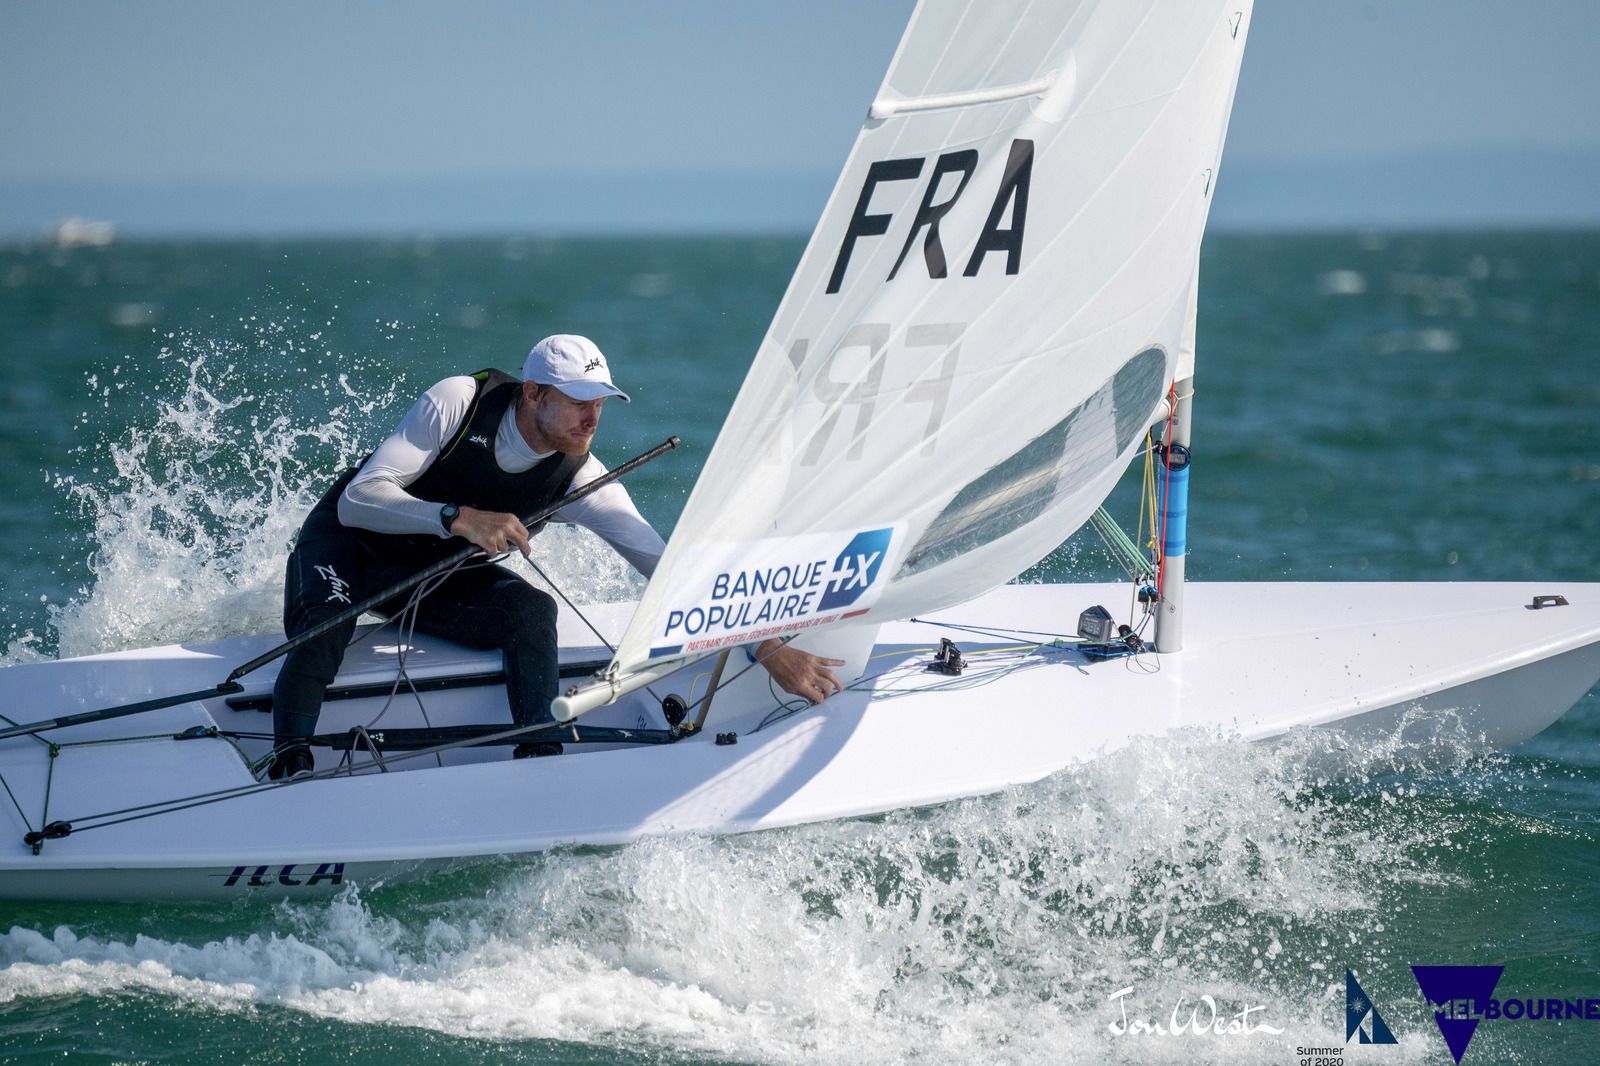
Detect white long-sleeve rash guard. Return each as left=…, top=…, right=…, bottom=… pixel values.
left=337, top=375, right=665, bottom=577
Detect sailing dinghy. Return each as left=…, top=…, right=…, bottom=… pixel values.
left=5, top=0, right=1600, bottom=901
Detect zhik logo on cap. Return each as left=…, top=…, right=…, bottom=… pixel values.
left=522, top=334, right=630, bottom=402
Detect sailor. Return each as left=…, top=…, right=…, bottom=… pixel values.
left=268, top=334, right=843, bottom=779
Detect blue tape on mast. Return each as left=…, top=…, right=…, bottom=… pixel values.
left=1162, top=462, right=1190, bottom=558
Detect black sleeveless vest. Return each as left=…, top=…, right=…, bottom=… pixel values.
left=313, top=369, right=587, bottom=567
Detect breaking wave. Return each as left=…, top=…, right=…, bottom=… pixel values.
left=1, top=726, right=1518, bottom=1064
left=1, top=314, right=644, bottom=665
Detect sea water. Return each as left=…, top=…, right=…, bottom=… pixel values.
left=1, top=232, right=1597, bottom=1064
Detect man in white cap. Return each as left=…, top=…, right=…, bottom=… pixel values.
left=266, top=335, right=842, bottom=779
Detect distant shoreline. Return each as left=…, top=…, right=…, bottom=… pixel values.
left=5, top=148, right=1600, bottom=239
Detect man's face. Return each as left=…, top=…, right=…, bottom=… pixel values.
left=529, top=384, right=605, bottom=453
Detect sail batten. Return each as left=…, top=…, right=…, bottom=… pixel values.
left=580, top=0, right=1253, bottom=690
left=870, top=75, right=1058, bottom=120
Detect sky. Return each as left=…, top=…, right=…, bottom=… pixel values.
left=3, top=0, right=1598, bottom=235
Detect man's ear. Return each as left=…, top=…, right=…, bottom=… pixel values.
left=522, top=380, right=542, bottom=404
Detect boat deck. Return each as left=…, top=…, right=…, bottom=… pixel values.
left=3, top=581, right=1599, bottom=899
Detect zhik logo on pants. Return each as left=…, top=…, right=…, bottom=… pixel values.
left=313, top=563, right=351, bottom=605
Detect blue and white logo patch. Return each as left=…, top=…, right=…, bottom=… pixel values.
left=817, top=527, right=893, bottom=611
left=649, top=524, right=904, bottom=658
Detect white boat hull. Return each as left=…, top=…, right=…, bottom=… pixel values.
left=3, top=580, right=1598, bottom=901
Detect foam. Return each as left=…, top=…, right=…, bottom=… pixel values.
left=1, top=322, right=643, bottom=666
left=0, top=317, right=1486, bottom=1062
left=1, top=728, right=1480, bottom=1063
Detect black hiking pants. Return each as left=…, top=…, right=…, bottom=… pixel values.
left=272, top=506, right=559, bottom=746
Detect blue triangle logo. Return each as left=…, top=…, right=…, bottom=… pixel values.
left=1411, top=965, right=1504, bottom=1064
left=1346, top=970, right=1398, bottom=1044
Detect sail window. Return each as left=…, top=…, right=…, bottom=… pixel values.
left=898, top=346, right=1166, bottom=576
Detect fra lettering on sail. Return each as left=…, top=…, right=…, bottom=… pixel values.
left=826, top=139, right=1034, bottom=293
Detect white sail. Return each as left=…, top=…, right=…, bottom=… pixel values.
left=610, top=0, right=1252, bottom=679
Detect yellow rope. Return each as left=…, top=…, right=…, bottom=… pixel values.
left=868, top=646, right=938, bottom=661
left=1138, top=429, right=1160, bottom=556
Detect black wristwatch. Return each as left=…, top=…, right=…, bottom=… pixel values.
left=440, top=503, right=461, bottom=535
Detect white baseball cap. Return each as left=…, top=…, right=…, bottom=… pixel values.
left=522, top=334, right=631, bottom=402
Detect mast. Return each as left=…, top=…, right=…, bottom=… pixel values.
left=1156, top=261, right=1201, bottom=655
left=1155, top=377, right=1192, bottom=653
left=1152, top=3, right=1251, bottom=654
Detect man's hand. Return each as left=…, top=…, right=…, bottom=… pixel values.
left=756, top=639, right=847, bottom=704
left=449, top=506, right=531, bottom=557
